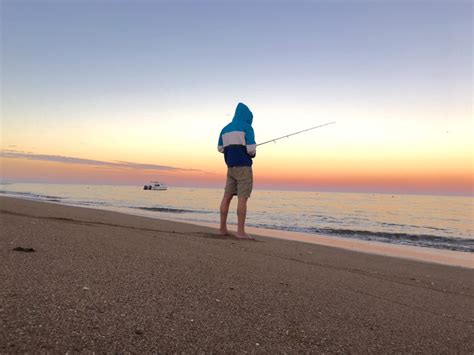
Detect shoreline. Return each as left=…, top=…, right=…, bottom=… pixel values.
left=5, top=194, right=471, bottom=269
left=1, top=195, right=473, bottom=352
left=0, top=187, right=472, bottom=255
left=165, top=219, right=474, bottom=269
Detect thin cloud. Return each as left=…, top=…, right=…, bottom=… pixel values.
left=114, top=160, right=192, bottom=171
left=0, top=150, right=203, bottom=172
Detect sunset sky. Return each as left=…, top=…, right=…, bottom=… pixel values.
left=1, top=0, right=472, bottom=195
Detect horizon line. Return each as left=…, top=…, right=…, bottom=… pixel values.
left=1, top=180, right=472, bottom=198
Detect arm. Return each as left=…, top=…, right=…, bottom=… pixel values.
left=217, top=132, right=224, bottom=153
left=245, top=125, right=256, bottom=158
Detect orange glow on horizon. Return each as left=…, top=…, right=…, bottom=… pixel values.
left=1, top=156, right=472, bottom=196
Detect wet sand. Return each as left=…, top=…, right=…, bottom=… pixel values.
left=1, top=196, right=473, bottom=353
left=182, top=221, right=474, bottom=269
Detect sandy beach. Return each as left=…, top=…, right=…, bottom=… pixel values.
left=1, top=196, right=473, bottom=353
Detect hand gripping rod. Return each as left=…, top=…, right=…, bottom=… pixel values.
left=256, top=121, right=336, bottom=146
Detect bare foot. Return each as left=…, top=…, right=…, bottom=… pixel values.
left=219, top=229, right=231, bottom=236
left=235, top=233, right=255, bottom=240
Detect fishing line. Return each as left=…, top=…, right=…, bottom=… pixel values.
left=257, top=121, right=336, bottom=146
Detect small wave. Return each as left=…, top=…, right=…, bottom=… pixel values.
left=71, top=200, right=111, bottom=207
left=136, top=206, right=209, bottom=214
left=311, top=228, right=474, bottom=251
left=381, top=222, right=448, bottom=232
left=0, top=190, right=35, bottom=196
left=252, top=223, right=474, bottom=253
left=0, top=190, right=63, bottom=201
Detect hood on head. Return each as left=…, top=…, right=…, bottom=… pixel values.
left=232, top=102, right=253, bottom=125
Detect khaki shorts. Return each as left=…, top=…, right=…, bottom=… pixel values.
left=225, top=166, right=253, bottom=198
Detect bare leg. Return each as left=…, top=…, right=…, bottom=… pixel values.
left=219, top=193, right=233, bottom=235
left=236, top=197, right=253, bottom=239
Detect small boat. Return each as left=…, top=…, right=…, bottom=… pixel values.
left=143, top=181, right=168, bottom=190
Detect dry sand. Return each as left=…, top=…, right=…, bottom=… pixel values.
left=1, top=196, right=473, bottom=353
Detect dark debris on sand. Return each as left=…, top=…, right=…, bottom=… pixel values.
left=12, top=247, right=36, bottom=253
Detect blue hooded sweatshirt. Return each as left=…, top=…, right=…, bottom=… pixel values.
left=218, top=103, right=256, bottom=167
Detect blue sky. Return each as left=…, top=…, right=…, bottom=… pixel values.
left=3, top=0, right=471, bottom=109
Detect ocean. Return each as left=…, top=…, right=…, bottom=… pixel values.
left=1, top=183, right=473, bottom=253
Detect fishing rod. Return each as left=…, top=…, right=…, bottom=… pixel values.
left=257, top=121, right=336, bottom=146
